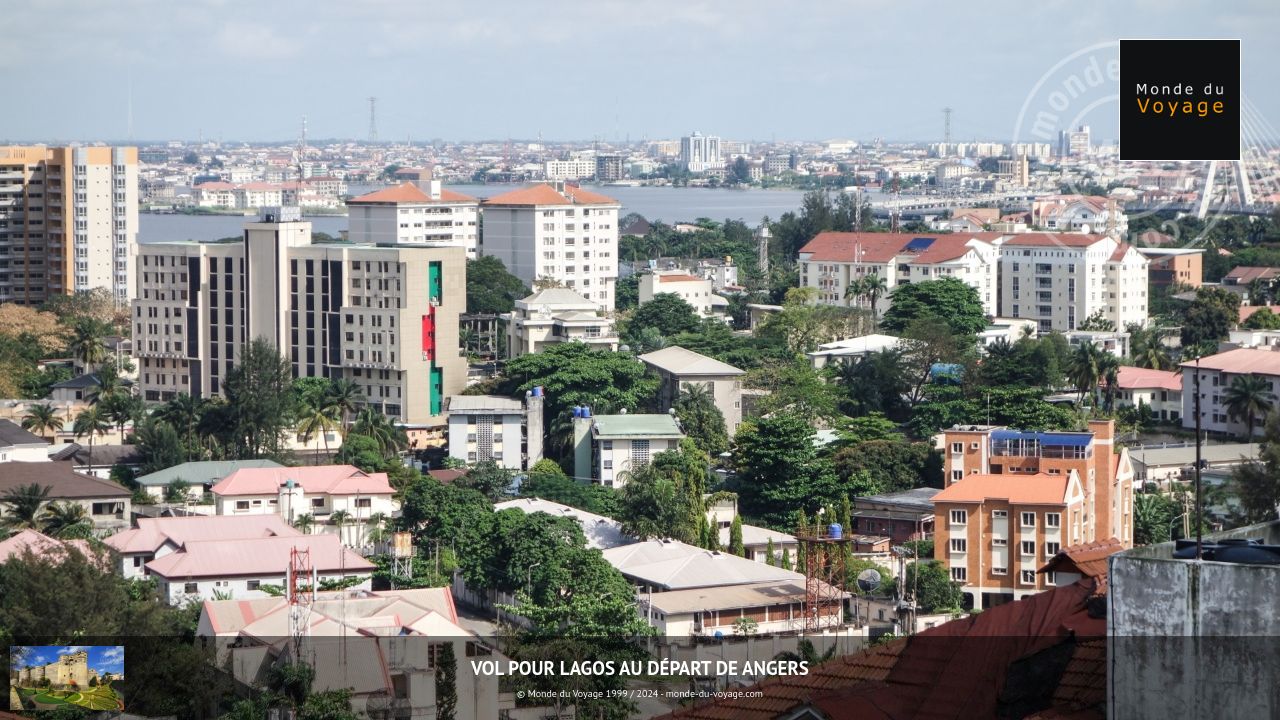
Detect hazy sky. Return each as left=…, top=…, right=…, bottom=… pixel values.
left=3, top=0, right=1277, bottom=144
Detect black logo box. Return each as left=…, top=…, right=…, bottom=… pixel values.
left=1119, top=39, right=1240, bottom=161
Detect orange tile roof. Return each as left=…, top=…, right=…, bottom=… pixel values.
left=658, top=273, right=704, bottom=283
left=1109, top=242, right=1137, bottom=262
left=481, top=183, right=618, bottom=206
left=998, top=233, right=1107, bottom=248
left=932, top=472, right=1071, bottom=505
left=1179, top=347, right=1280, bottom=376
left=348, top=182, right=476, bottom=204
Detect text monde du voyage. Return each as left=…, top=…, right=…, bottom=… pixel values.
left=1134, top=82, right=1228, bottom=118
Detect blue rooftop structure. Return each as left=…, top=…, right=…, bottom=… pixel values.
left=905, top=237, right=936, bottom=252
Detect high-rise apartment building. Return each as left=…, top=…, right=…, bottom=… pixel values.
left=0, top=146, right=137, bottom=305
left=480, top=183, right=620, bottom=310
left=346, top=181, right=479, bottom=258
left=933, top=419, right=1134, bottom=608
left=595, top=154, right=624, bottom=182
left=679, top=132, right=724, bottom=172
left=1059, top=125, right=1091, bottom=157
left=996, top=233, right=1147, bottom=332
left=132, top=208, right=465, bottom=430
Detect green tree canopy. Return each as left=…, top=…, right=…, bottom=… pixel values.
left=880, top=277, right=988, bottom=336
left=223, top=338, right=295, bottom=458
left=904, top=560, right=963, bottom=613
left=466, top=256, right=530, bottom=314
left=674, top=382, right=729, bottom=457
left=731, top=412, right=842, bottom=528
left=625, top=292, right=701, bottom=342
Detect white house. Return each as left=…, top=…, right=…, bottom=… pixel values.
left=144, top=532, right=373, bottom=604
left=806, top=334, right=903, bottom=369
left=638, top=271, right=728, bottom=320
left=0, top=462, right=131, bottom=535
left=1181, top=348, right=1280, bottom=438
left=210, top=464, right=397, bottom=544
left=445, top=393, right=544, bottom=470
left=571, top=411, right=685, bottom=488
left=503, top=287, right=618, bottom=359
left=0, top=420, right=51, bottom=463
left=1113, top=366, right=1182, bottom=421
left=197, top=587, right=512, bottom=720
left=638, top=346, right=745, bottom=434
left=133, top=459, right=283, bottom=501
left=105, top=514, right=302, bottom=580
left=494, top=497, right=633, bottom=550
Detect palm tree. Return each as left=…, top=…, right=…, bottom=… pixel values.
left=296, top=401, right=340, bottom=461
left=1223, top=375, right=1275, bottom=438
left=0, top=483, right=51, bottom=534
left=155, top=393, right=203, bottom=460
left=1101, top=358, right=1121, bottom=412
left=1128, top=323, right=1174, bottom=371
left=86, top=362, right=122, bottom=405
left=843, top=276, right=866, bottom=309
left=293, top=513, right=315, bottom=535
left=98, top=391, right=141, bottom=441
left=352, top=407, right=407, bottom=455
left=324, top=379, right=364, bottom=436
left=365, top=512, right=389, bottom=547
left=861, top=273, right=888, bottom=323
left=72, top=405, right=110, bottom=471
left=68, top=319, right=109, bottom=373
left=39, top=501, right=92, bottom=539
left=329, top=510, right=351, bottom=545
left=21, top=404, right=63, bottom=441
left=1068, top=342, right=1107, bottom=406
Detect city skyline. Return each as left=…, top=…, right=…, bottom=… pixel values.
left=3, top=0, right=1278, bottom=143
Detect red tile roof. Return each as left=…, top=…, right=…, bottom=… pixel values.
left=798, top=232, right=998, bottom=265
left=1115, top=366, right=1181, bottom=392
left=1038, top=537, right=1124, bottom=596
left=1109, top=243, right=1137, bottom=262
left=348, top=182, right=476, bottom=204
left=1223, top=266, right=1280, bottom=284
left=481, top=183, right=618, bottom=206
left=932, top=472, right=1072, bottom=505
left=1179, top=347, right=1280, bottom=376
left=659, top=578, right=1106, bottom=720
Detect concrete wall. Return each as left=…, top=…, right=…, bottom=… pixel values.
left=1109, top=522, right=1280, bottom=719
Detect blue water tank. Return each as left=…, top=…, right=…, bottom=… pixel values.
left=828, top=523, right=844, bottom=539
left=572, top=406, right=582, bottom=418
left=532, top=386, right=543, bottom=397
left=582, top=406, right=592, bottom=418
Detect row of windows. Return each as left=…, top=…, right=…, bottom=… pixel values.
left=950, top=567, right=1048, bottom=584
left=949, top=509, right=1061, bottom=528
left=949, top=538, right=1061, bottom=557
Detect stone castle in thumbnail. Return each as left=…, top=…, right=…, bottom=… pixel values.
left=15, top=650, right=98, bottom=689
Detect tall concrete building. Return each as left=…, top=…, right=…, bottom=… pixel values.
left=995, top=233, right=1148, bottom=333
left=133, top=207, right=465, bottom=431
left=480, top=183, right=620, bottom=311
left=346, top=181, right=479, bottom=258
left=679, top=132, right=723, bottom=172
left=0, top=145, right=137, bottom=305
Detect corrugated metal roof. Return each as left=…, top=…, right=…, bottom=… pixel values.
left=590, top=414, right=684, bottom=439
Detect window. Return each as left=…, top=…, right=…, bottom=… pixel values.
left=992, top=566, right=1007, bottom=575
left=950, top=469, right=963, bottom=482
left=1021, top=570, right=1037, bottom=585
left=950, top=566, right=967, bottom=582
left=311, top=498, right=324, bottom=508
left=1021, top=540, right=1036, bottom=556
left=1046, top=513, right=1061, bottom=528
left=950, top=442, right=963, bottom=453
left=992, top=510, right=1008, bottom=519
left=132, top=556, right=143, bottom=568
left=949, top=538, right=967, bottom=553
left=949, top=509, right=967, bottom=525
left=356, top=498, right=372, bottom=508
left=235, top=500, right=250, bottom=511
left=992, top=538, right=1007, bottom=546
left=602, top=440, right=613, bottom=450
left=603, top=459, right=613, bottom=470
left=1021, top=512, right=1036, bottom=527
left=1045, top=541, right=1061, bottom=557
left=184, top=583, right=198, bottom=594
left=247, top=580, right=260, bottom=591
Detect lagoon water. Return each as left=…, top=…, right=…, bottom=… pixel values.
left=138, top=184, right=817, bottom=243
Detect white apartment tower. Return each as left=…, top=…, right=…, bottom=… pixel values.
left=680, top=132, right=724, bottom=172
left=996, top=234, right=1148, bottom=333
left=132, top=208, right=466, bottom=429
left=480, top=183, right=621, bottom=311
left=0, top=146, right=137, bottom=305
left=346, top=181, right=480, bottom=258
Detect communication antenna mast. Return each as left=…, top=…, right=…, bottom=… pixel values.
left=368, top=96, right=378, bottom=143
left=794, top=521, right=850, bottom=633
left=287, top=546, right=317, bottom=664
left=942, top=107, right=953, bottom=146
left=890, top=172, right=902, bottom=233
left=755, top=219, right=771, bottom=274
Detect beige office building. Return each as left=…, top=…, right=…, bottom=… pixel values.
left=0, top=145, right=137, bottom=305
left=133, top=208, right=465, bottom=430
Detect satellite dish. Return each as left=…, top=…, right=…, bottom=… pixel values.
left=857, top=568, right=882, bottom=593
left=365, top=689, right=393, bottom=720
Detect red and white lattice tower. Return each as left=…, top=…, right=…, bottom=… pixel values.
left=287, top=546, right=317, bottom=663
